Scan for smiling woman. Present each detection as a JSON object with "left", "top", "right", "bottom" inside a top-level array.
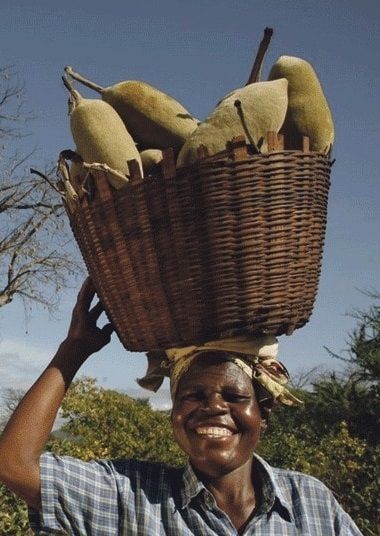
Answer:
[
  {"left": 171, "top": 355, "right": 264, "bottom": 532},
  {"left": 172, "top": 355, "right": 263, "bottom": 476},
  {"left": 0, "top": 279, "right": 364, "bottom": 535}
]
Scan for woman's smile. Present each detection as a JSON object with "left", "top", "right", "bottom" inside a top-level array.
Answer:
[{"left": 195, "top": 426, "right": 234, "bottom": 437}]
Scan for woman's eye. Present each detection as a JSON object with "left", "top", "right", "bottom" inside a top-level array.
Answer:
[
  {"left": 182, "top": 392, "right": 201, "bottom": 401},
  {"left": 224, "top": 392, "right": 250, "bottom": 403}
]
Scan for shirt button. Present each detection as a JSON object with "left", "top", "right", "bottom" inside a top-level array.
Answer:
[{"left": 204, "top": 493, "right": 213, "bottom": 507}]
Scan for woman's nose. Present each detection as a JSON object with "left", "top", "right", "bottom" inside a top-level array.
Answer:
[{"left": 201, "top": 393, "right": 227, "bottom": 413}]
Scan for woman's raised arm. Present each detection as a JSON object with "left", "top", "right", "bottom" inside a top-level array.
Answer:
[{"left": 0, "top": 277, "right": 113, "bottom": 510}]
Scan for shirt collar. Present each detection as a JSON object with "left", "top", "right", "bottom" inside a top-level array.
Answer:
[
  {"left": 254, "top": 454, "right": 293, "bottom": 522},
  {"left": 180, "top": 462, "right": 206, "bottom": 508},
  {"left": 179, "top": 455, "right": 293, "bottom": 523}
]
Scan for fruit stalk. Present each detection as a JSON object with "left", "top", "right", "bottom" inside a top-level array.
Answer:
[
  {"left": 246, "top": 27, "right": 274, "bottom": 85},
  {"left": 64, "top": 66, "right": 104, "bottom": 93}
]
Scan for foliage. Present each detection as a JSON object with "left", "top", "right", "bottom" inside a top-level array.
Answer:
[
  {"left": 0, "top": 65, "right": 81, "bottom": 313},
  {"left": 0, "top": 484, "right": 33, "bottom": 536},
  {"left": 322, "top": 292, "right": 380, "bottom": 443},
  {"left": 48, "top": 377, "right": 185, "bottom": 467}
]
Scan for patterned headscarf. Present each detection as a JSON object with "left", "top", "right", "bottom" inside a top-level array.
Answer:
[{"left": 137, "top": 335, "right": 302, "bottom": 406}]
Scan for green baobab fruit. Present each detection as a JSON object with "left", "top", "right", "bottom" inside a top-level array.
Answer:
[
  {"left": 64, "top": 77, "right": 142, "bottom": 188},
  {"left": 65, "top": 66, "right": 199, "bottom": 153},
  {"left": 268, "top": 56, "right": 335, "bottom": 152},
  {"left": 140, "top": 149, "right": 163, "bottom": 174},
  {"left": 177, "top": 79, "right": 288, "bottom": 167}
]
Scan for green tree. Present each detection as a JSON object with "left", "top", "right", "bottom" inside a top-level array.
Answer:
[
  {"left": 48, "top": 377, "right": 185, "bottom": 466},
  {"left": 0, "top": 483, "right": 34, "bottom": 536},
  {"left": 323, "top": 292, "right": 380, "bottom": 443}
]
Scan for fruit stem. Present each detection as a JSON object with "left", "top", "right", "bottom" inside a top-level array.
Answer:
[
  {"left": 234, "top": 100, "right": 260, "bottom": 153},
  {"left": 62, "top": 75, "right": 82, "bottom": 112},
  {"left": 64, "top": 66, "right": 104, "bottom": 93},
  {"left": 246, "top": 27, "right": 273, "bottom": 85}
]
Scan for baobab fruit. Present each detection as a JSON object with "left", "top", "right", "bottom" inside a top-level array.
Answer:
[
  {"left": 140, "top": 149, "right": 163, "bottom": 174},
  {"left": 63, "top": 76, "right": 142, "bottom": 188},
  {"left": 268, "top": 56, "right": 335, "bottom": 153},
  {"left": 65, "top": 66, "right": 199, "bottom": 153},
  {"left": 177, "top": 79, "right": 288, "bottom": 167}
]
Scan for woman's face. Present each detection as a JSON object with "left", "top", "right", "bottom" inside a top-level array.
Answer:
[{"left": 171, "top": 356, "right": 263, "bottom": 479}]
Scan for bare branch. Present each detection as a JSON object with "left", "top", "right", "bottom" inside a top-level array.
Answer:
[
  {"left": 0, "top": 65, "right": 34, "bottom": 141},
  {"left": 291, "top": 366, "right": 322, "bottom": 390},
  {"left": 0, "top": 66, "right": 83, "bottom": 315}
]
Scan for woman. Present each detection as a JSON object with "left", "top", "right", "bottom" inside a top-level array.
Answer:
[{"left": 0, "top": 278, "right": 363, "bottom": 535}]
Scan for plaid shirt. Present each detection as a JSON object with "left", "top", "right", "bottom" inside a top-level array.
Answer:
[{"left": 29, "top": 453, "right": 362, "bottom": 535}]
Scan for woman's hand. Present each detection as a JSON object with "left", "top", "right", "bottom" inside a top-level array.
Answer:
[{"left": 65, "top": 276, "right": 114, "bottom": 357}]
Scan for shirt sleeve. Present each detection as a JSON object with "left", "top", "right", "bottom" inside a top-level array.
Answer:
[
  {"left": 332, "top": 496, "right": 364, "bottom": 536},
  {"left": 28, "top": 452, "right": 123, "bottom": 536},
  {"left": 271, "top": 464, "right": 365, "bottom": 536},
  {"left": 302, "top": 474, "right": 364, "bottom": 536}
]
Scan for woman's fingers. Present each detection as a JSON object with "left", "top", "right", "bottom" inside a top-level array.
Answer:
[
  {"left": 101, "top": 323, "right": 114, "bottom": 338},
  {"left": 77, "top": 277, "right": 95, "bottom": 311},
  {"left": 90, "top": 301, "right": 104, "bottom": 321}
]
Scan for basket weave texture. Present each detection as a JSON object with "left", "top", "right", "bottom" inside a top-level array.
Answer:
[{"left": 67, "top": 141, "right": 332, "bottom": 351}]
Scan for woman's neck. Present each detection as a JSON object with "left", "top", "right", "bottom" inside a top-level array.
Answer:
[{"left": 195, "top": 457, "right": 259, "bottom": 532}]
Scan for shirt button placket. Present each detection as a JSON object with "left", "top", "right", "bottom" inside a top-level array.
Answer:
[{"left": 204, "top": 492, "right": 213, "bottom": 508}]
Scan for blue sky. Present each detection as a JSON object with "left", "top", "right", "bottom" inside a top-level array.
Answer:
[{"left": 0, "top": 0, "right": 379, "bottom": 408}]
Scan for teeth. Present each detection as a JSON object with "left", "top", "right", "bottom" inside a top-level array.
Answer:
[{"left": 195, "top": 427, "right": 233, "bottom": 437}]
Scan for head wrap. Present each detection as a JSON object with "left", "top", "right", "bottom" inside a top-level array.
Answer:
[{"left": 137, "top": 335, "right": 302, "bottom": 406}]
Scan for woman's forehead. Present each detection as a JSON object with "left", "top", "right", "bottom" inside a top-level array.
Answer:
[{"left": 177, "top": 357, "right": 253, "bottom": 392}]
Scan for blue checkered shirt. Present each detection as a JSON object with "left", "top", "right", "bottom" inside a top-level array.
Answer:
[{"left": 29, "top": 452, "right": 362, "bottom": 535}]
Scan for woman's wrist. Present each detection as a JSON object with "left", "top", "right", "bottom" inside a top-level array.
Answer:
[{"left": 52, "top": 338, "right": 93, "bottom": 371}]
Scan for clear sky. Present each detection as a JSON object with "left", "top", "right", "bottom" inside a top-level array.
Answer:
[{"left": 0, "top": 0, "right": 379, "bottom": 409}]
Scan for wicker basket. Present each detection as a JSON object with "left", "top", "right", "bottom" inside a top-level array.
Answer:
[{"left": 65, "top": 135, "right": 332, "bottom": 351}]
